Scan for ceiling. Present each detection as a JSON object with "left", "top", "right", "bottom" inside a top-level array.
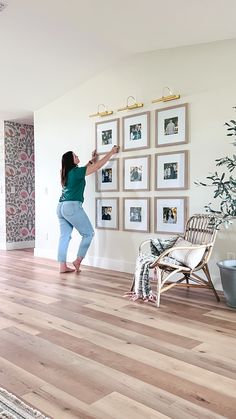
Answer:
[{"left": 1, "top": 0, "right": 236, "bottom": 124}]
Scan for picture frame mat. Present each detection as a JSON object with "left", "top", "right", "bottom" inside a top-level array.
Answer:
[
  {"left": 123, "top": 197, "right": 149, "bottom": 232},
  {"left": 96, "top": 197, "right": 119, "bottom": 230},
  {"left": 96, "top": 157, "right": 119, "bottom": 192},
  {"left": 156, "top": 103, "right": 188, "bottom": 147},
  {"left": 122, "top": 111, "right": 150, "bottom": 151},
  {"left": 155, "top": 150, "right": 189, "bottom": 190},
  {"left": 96, "top": 118, "right": 119, "bottom": 154},
  {"left": 123, "top": 154, "right": 150, "bottom": 191},
  {"left": 154, "top": 196, "right": 188, "bottom": 234}
]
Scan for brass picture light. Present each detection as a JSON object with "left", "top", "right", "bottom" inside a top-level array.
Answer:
[
  {"left": 117, "top": 96, "right": 143, "bottom": 112},
  {"left": 89, "top": 103, "right": 113, "bottom": 118},
  {"left": 152, "top": 87, "right": 180, "bottom": 104}
]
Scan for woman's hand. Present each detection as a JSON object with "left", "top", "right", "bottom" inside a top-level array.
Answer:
[
  {"left": 86, "top": 145, "right": 119, "bottom": 176},
  {"left": 111, "top": 145, "right": 120, "bottom": 155},
  {"left": 91, "top": 149, "right": 98, "bottom": 163}
]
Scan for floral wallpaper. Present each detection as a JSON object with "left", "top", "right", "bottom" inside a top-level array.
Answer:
[{"left": 4, "top": 121, "right": 35, "bottom": 243}]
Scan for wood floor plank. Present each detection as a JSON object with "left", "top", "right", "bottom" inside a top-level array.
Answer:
[
  {"left": 203, "top": 309, "right": 236, "bottom": 322},
  {"left": 90, "top": 392, "right": 170, "bottom": 419},
  {"left": 0, "top": 283, "right": 60, "bottom": 304},
  {"left": 0, "top": 357, "right": 46, "bottom": 396},
  {"left": 23, "top": 384, "right": 96, "bottom": 419},
  {"left": 84, "top": 302, "right": 236, "bottom": 349}
]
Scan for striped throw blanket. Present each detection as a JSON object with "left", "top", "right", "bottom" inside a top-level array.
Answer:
[{"left": 125, "top": 236, "right": 179, "bottom": 302}]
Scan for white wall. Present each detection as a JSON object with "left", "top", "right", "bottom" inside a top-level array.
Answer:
[{"left": 34, "top": 39, "right": 236, "bottom": 289}]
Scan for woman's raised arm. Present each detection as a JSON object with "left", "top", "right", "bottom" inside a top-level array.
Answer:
[{"left": 86, "top": 145, "right": 119, "bottom": 176}]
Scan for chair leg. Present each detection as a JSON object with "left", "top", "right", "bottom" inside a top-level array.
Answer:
[
  {"left": 130, "top": 276, "right": 135, "bottom": 292},
  {"left": 203, "top": 264, "right": 220, "bottom": 302},
  {"left": 185, "top": 274, "right": 190, "bottom": 288},
  {"left": 156, "top": 271, "right": 162, "bottom": 307}
]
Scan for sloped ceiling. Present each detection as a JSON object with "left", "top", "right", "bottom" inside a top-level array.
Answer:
[{"left": 1, "top": 0, "right": 236, "bottom": 123}]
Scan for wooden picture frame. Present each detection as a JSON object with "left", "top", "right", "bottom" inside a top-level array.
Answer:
[
  {"left": 155, "top": 103, "right": 188, "bottom": 147},
  {"left": 154, "top": 196, "right": 188, "bottom": 234},
  {"left": 95, "top": 118, "right": 119, "bottom": 154},
  {"left": 95, "top": 198, "right": 119, "bottom": 230},
  {"left": 123, "top": 197, "right": 150, "bottom": 232},
  {"left": 155, "top": 150, "right": 189, "bottom": 190},
  {"left": 123, "top": 155, "right": 150, "bottom": 191},
  {"left": 122, "top": 111, "right": 150, "bottom": 151},
  {"left": 96, "top": 157, "right": 119, "bottom": 192}
]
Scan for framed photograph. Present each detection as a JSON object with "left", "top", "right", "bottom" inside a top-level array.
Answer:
[
  {"left": 122, "top": 111, "right": 150, "bottom": 151},
  {"left": 95, "top": 119, "right": 119, "bottom": 154},
  {"left": 96, "top": 158, "right": 119, "bottom": 192},
  {"left": 123, "top": 155, "right": 150, "bottom": 191},
  {"left": 155, "top": 103, "right": 188, "bottom": 147},
  {"left": 155, "top": 150, "right": 189, "bottom": 190},
  {"left": 123, "top": 198, "right": 149, "bottom": 232},
  {"left": 96, "top": 198, "right": 119, "bottom": 230},
  {"left": 154, "top": 197, "right": 188, "bottom": 234}
]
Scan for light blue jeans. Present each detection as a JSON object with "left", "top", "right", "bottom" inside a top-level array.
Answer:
[{"left": 57, "top": 201, "right": 94, "bottom": 262}]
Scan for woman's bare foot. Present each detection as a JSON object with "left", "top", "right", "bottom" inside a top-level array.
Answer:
[
  {"left": 73, "top": 257, "right": 83, "bottom": 273},
  {"left": 59, "top": 263, "right": 75, "bottom": 274}
]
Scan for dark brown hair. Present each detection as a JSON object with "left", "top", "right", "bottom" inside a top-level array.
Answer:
[{"left": 60, "top": 151, "right": 76, "bottom": 186}]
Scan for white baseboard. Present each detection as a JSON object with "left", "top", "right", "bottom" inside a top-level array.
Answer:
[
  {"left": 85, "top": 255, "right": 135, "bottom": 274},
  {"left": 34, "top": 248, "right": 57, "bottom": 260},
  {"left": 33, "top": 247, "right": 222, "bottom": 290},
  {"left": 0, "top": 240, "right": 35, "bottom": 250},
  {"left": 34, "top": 248, "right": 135, "bottom": 273}
]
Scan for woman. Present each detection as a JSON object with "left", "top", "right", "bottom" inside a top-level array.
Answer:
[{"left": 57, "top": 145, "right": 119, "bottom": 273}]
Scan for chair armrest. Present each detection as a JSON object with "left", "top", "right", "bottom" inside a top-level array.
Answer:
[{"left": 139, "top": 239, "right": 151, "bottom": 254}]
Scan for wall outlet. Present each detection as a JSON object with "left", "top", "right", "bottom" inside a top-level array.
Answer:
[{"left": 227, "top": 252, "right": 235, "bottom": 260}]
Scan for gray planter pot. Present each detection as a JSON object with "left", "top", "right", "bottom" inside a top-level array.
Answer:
[{"left": 217, "top": 260, "right": 236, "bottom": 309}]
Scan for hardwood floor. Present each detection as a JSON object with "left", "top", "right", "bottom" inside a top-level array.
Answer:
[{"left": 0, "top": 249, "right": 235, "bottom": 419}]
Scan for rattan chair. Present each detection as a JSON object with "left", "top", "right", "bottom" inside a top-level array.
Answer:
[{"left": 137, "top": 214, "right": 220, "bottom": 307}]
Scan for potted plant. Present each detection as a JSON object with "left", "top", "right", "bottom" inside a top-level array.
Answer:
[{"left": 196, "top": 110, "right": 236, "bottom": 308}]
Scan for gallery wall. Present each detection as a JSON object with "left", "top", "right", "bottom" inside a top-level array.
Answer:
[{"left": 34, "top": 38, "right": 236, "bottom": 289}]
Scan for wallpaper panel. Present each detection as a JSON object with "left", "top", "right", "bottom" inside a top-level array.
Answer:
[
  {"left": 4, "top": 121, "right": 35, "bottom": 243},
  {"left": 0, "top": 121, "right": 6, "bottom": 244}
]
